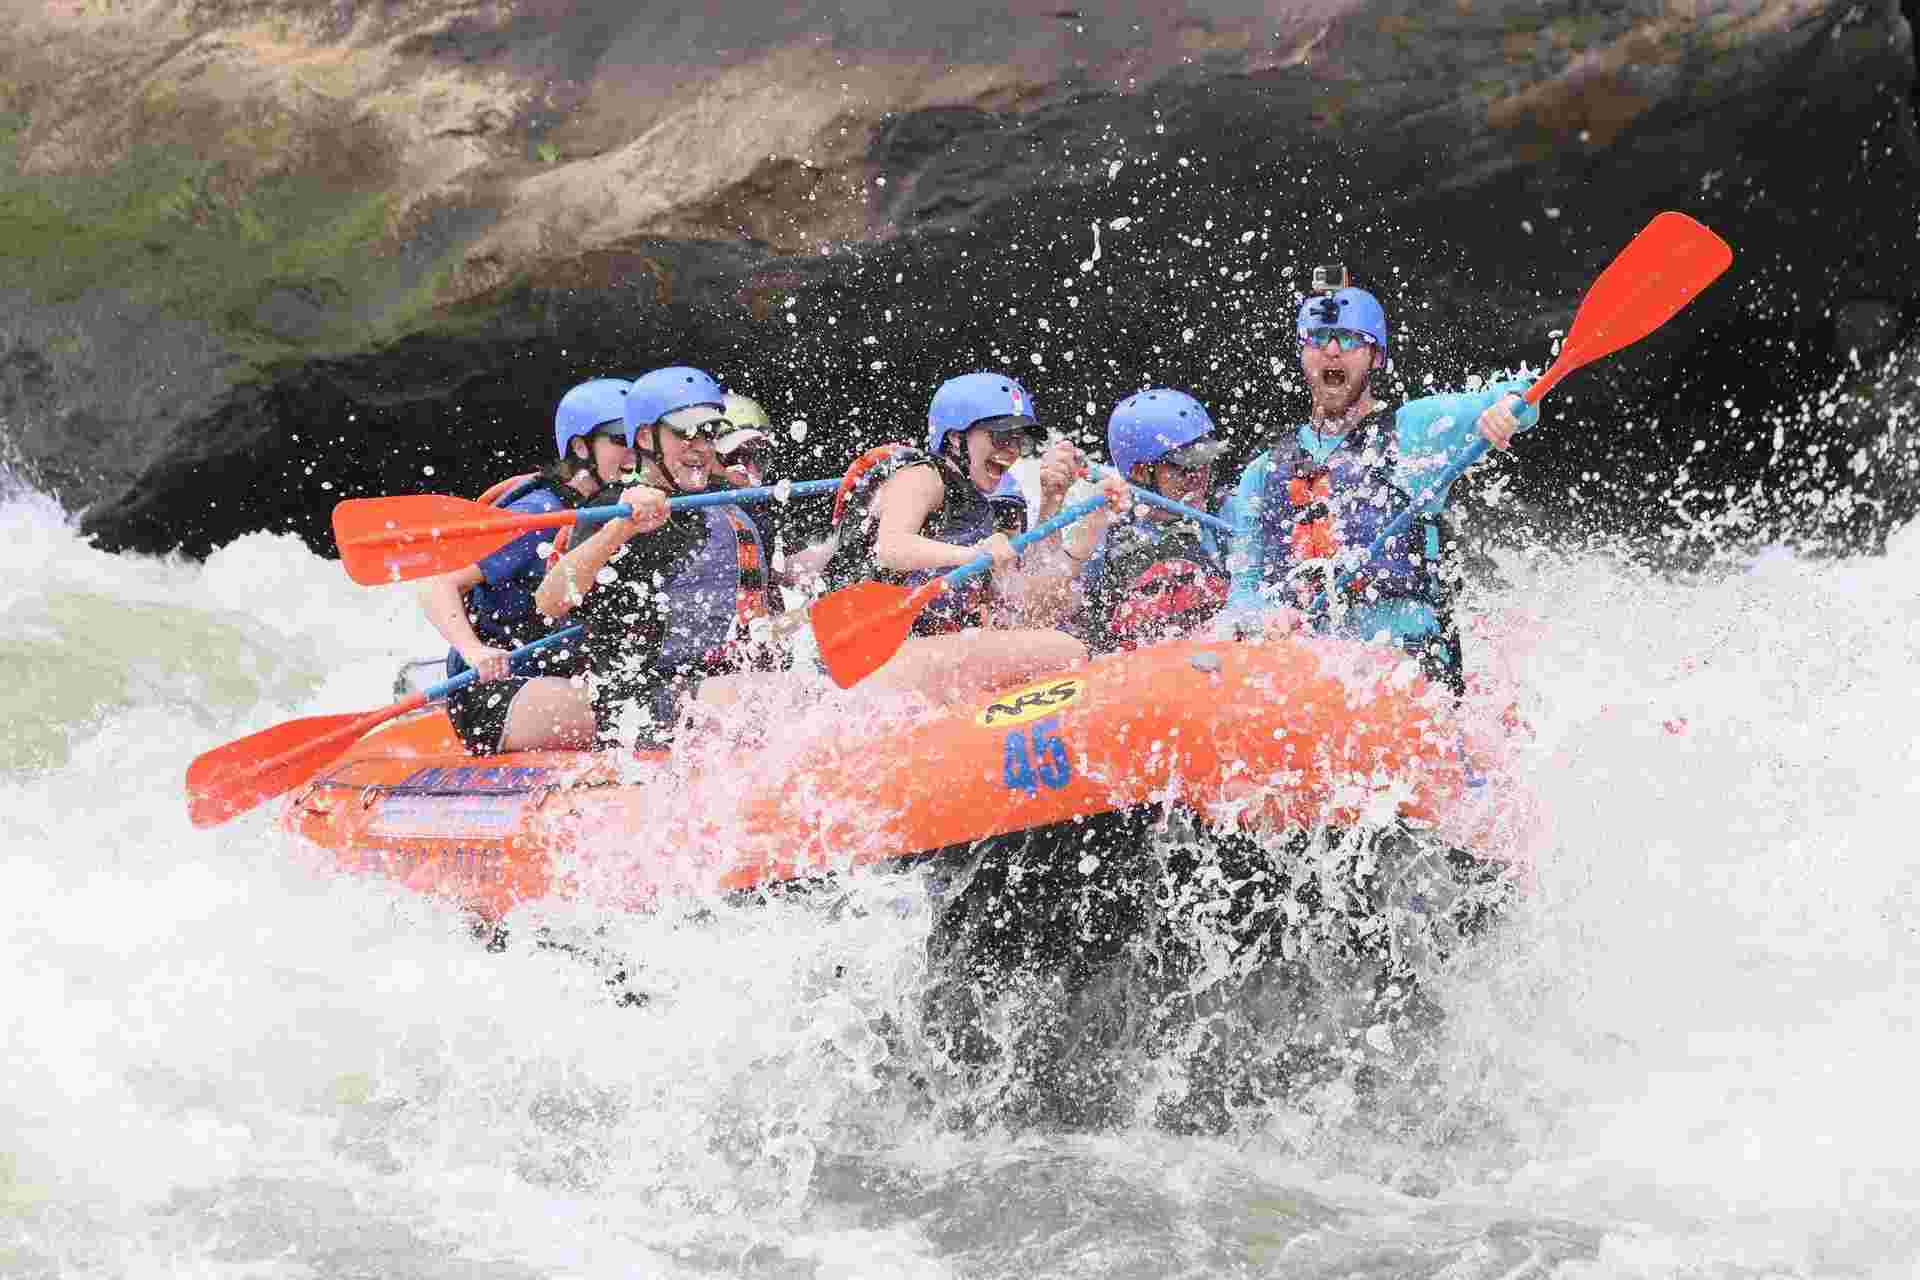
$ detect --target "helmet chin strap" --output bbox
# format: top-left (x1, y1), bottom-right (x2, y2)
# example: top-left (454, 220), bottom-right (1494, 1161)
top-left (569, 439), bottom-right (631, 503)
top-left (633, 428), bottom-right (689, 498)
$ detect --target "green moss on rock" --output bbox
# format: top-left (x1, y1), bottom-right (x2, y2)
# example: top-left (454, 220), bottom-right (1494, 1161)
top-left (0, 110), bottom-right (473, 373)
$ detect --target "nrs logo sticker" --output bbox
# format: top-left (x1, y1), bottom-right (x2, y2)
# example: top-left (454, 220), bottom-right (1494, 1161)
top-left (976, 677), bottom-right (1085, 728)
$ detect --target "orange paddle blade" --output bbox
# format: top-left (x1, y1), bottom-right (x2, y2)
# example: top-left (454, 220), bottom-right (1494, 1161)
top-left (333, 494), bottom-right (572, 586)
top-left (185, 697), bottom-right (422, 828)
top-left (1527, 211), bottom-right (1734, 404)
top-left (812, 579), bottom-right (947, 689)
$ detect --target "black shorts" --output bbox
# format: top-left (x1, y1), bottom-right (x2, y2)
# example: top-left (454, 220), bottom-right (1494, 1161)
top-left (446, 676), bottom-right (534, 756)
top-left (587, 671), bottom-right (692, 751)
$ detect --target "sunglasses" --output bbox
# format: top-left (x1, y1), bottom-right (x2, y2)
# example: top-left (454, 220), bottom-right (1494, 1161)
top-left (591, 425), bottom-right (632, 448)
top-left (1159, 441), bottom-right (1221, 471)
top-left (659, 415), bottom-right (730, 442)
top-left (1297, 327), bottom-right (1377, 353)
top-left (985, 425), bottom-right (1045, 458)
top-left (721, 445), bottom-right (769, 468)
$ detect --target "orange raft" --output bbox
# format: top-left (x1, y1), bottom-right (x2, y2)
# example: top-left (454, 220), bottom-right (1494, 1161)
top-left (282, 633), bottom-right (1518, 919)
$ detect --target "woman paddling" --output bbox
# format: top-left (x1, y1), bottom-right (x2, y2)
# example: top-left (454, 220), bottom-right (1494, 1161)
top-left (416, 378), bottom-right (631, 754)
top-left (534, 367), bottom-right (782, 750)
top-left (819, 371), bottom-right (1127, 700)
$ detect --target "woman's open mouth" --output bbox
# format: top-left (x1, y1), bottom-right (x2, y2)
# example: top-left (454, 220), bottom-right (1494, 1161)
top-left (1319, 366), bottom-right (1349, 389)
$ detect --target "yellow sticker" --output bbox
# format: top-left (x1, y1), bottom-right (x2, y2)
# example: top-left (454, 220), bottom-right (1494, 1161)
top-left (975, 676), bottom-right (1087, 728)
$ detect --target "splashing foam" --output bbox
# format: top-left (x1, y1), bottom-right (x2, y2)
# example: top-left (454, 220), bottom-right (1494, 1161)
top-left (4, 477), bottom-right (1919, 1272)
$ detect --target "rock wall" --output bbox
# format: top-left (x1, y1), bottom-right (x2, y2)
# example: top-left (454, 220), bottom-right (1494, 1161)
top-left (0, 0), bottom-right (1913, 558)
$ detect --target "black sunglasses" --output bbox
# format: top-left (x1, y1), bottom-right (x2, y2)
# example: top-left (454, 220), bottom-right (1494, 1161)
top-left (986, 425), bottom-right (1045, 458)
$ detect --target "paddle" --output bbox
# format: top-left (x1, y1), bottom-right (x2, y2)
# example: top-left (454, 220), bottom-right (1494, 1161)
top-left (812, 492), bottom-right (1116, 688)
top-left (1299, 210), bottom-right (1733, 617)
top-left (185, 625), bottom-right (586, 828)
top-left (334, 478), bottom-right (841, 586)
top-left (1100, 470), bottom-right (1235, 536)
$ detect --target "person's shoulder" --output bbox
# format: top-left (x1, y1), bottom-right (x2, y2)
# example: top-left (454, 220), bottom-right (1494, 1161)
top-left (1232, 447), bottom-right (1276, 488)
top-left (504, 484), bottom-right (569, 515)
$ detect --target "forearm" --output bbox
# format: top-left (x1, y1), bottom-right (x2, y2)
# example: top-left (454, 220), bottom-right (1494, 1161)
top-left (535, 520), bottom-right (634, 619)
top-left (996, 546), bottom-right (1080, 626)
top-left (781, 540), bottom-right (835, 585)
top-left (1225, 487), bottom-right (1266, 611)
top-left (1061, 508), bottom-right (1111, 561)
top-left (1398, 379), bottom-right (1535, 506)
top-left (872, 530), bottom-right (983, 574)
top-left (417, 576), bottom-right (485, 654)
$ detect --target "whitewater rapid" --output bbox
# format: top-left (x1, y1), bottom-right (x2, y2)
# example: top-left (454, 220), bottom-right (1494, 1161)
top-left (4, 476), bottom-right (1918, 1278)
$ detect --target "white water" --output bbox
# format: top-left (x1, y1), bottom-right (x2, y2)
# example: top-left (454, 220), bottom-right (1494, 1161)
top-left (4, 476), bottom-right (1919, 1278)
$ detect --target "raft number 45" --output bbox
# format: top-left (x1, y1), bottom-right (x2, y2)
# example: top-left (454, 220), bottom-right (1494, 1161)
top-left (1003, 717), bottom-right (1072, 795)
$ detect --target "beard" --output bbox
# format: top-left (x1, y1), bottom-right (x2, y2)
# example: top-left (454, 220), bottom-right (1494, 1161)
top-left (1307, 362), bottom-right (1370, 420)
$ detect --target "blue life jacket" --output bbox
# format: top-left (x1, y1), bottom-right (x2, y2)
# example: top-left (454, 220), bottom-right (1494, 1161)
top-left (446, 475), bottom-right (581, 679)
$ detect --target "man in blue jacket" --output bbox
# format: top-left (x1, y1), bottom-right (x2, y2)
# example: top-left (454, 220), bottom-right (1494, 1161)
top-left (1223, 284), bottom-right (1530, 693)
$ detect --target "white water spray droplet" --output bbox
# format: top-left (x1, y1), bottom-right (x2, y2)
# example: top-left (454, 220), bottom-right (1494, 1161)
top-left (1078, 855), bottom-right (1100, 875)
top-left (1079, 222), bottom-right (1102, 273)
top-left (789, 420), bottom-right (809, 443)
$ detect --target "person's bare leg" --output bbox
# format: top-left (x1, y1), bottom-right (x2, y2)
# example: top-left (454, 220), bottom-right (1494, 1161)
top-left (497, 676), bottom-right (596, 751)
top-left (857, 629), bottom-right (1087, 704)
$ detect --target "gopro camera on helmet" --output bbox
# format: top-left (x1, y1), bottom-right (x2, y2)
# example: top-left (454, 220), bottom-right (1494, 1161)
top-left (1309, 263), bottom-right (1350, 294)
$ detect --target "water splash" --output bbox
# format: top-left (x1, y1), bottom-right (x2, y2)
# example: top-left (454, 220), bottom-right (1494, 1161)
top-left (4, 481), bottom-right (1918, 1276)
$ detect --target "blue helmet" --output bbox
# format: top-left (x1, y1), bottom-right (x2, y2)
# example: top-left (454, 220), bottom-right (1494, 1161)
top-left (927, 372), bottom-right (1038, 456)
top-left (1107, 389), bottom-right (1226, 476)
top-left (553, 378), bottom-right (632, 459)
top-left (624, 366), bottom-right (726, 445)
top-left (1296, 286), bottom-right (1388, 354)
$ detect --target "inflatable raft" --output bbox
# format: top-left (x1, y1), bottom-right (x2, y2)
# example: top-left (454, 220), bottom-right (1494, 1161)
top-left (281, 632), bottom-right (1519, 920)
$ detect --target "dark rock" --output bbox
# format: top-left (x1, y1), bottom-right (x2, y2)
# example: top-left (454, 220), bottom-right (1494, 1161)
top-left (0, 1), bottom-right (1912, 557)
top-left (1834, 299), bottom-right (1903, 360)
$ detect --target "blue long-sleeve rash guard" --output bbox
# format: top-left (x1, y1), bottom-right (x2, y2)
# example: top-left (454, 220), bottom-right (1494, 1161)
top-left (1221, 381), bottom-right (1533, 644)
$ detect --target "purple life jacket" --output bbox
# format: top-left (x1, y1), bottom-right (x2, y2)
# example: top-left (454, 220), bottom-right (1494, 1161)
top-left (655, 505), bottom-right (771, 679)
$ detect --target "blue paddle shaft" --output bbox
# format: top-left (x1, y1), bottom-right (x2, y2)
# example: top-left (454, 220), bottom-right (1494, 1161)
top-left (572, 477), bottom-right (839, 526)
top-left (942, 493), bottom-right (1113, 590)
top-left (1086, 466), bottom-right (1234, 535)
top-left (424, 625), bottom-right (587, 702)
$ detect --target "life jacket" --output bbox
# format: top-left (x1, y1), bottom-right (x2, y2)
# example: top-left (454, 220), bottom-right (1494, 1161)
top-left (1109, 559), bottom-right (1230, 649)
top-left (1247, 410), bottom-right (1467, 696)
top-left (654, 503), bottom-right (777, 680)
top-left (823, 444), bottom-right (1023, 635)
top-left (474, 472), bottom-right (573, 568)
top-left (445, 472), bottom-right (586, 680)
top-left (1091, 517), bottom-right (1230, 651)
top-left (1252, 409), bottom-right (1454, 617)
